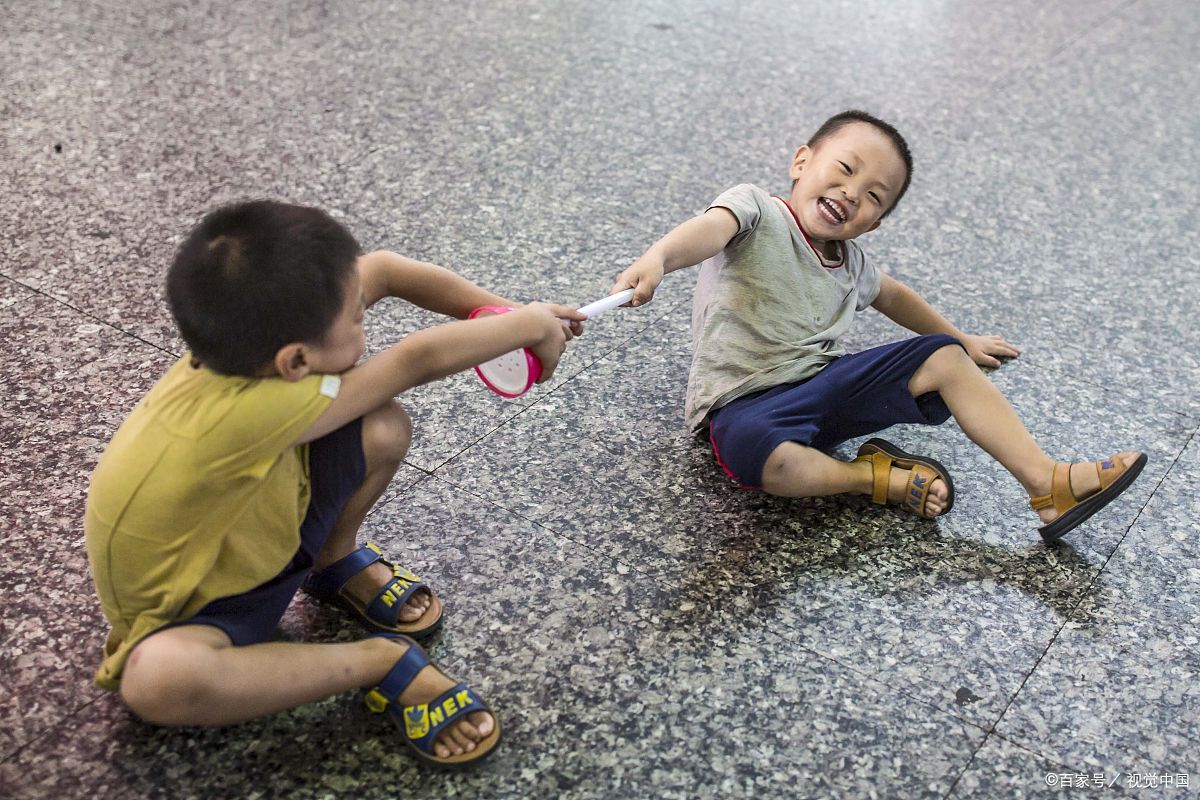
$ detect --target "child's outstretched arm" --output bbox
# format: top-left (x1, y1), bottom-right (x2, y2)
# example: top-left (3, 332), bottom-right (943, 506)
top-left (357, 251), bottom-right (519, 317)
top-left (870, 274), bottom-right (1020, 367)
top-left (296, 302), bottom-right (583, 443)
top-left (610, 208), bottom-right (739, 306)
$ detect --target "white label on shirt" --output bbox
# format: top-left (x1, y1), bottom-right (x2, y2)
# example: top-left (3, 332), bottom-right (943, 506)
top-left (319, 374), bottom-right (341, 399)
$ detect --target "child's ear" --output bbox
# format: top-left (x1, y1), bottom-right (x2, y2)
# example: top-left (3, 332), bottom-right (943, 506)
top-left (868, 219), bottom-right (882, 233)
top-left (788, 145), bottom-right (812, 181)
top-left (273, 343), bottom-right (311, 382)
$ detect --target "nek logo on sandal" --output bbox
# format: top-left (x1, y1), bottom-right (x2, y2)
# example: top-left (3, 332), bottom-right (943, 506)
top-left (405, 705), bottom-right (430, 739)
top-left (404, 691), bottom-right (477, 739)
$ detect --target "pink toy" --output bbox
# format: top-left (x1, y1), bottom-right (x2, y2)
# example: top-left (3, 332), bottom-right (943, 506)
top-left (470, 289), bottom-right (635, 398)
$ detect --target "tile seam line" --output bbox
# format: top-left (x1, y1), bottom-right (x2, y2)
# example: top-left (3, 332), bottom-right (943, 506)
top-left (422, 471), bottom-right (666, 587)
top-left (1013, 355), bottom-right (1198, 424)
top-left (422, 474), bottom-right (1001, 753)
top-left (0, 273), bottom-right (179, 360)
top-left (942, 727), bottom-right (1085, 799)
top-left (975, 427), bottom-right (1197, 757)
top-left (413, 298), bottom-right (685, 474)
top-left (416, 470), bottom-right (996, 747)
top-left (0, 694), bottom-right (106, 769)
top-left (976, 0), bottom-right (1141, 102)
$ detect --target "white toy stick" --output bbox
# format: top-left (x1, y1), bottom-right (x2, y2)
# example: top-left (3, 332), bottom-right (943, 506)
top-left (576, 289), bottom-right (634, 319)
top-left (471, 289), bottom-right (636, 399)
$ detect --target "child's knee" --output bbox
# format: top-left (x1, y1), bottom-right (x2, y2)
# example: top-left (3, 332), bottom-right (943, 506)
top-left (761, 442), bottom-right (805, 495)
top-left (120, 634), bottom-right (214, 724)
top-left (911, 344), bottom-right (972, 393)
top-left (362, 401), bottom-right (412, 468)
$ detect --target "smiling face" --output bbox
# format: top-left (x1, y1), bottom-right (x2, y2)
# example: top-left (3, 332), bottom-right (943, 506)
top-left (786, 121), bottom-right (909, 251)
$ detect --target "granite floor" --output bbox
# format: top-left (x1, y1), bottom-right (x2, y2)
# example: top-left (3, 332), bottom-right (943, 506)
top-left (2, 1), bottom-right (1198, 798)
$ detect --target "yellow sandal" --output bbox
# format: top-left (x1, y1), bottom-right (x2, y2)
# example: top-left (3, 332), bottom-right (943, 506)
top-left (1031, 452), bottom-right (1147, 542)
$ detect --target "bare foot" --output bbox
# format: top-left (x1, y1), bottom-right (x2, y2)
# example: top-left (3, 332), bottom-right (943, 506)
top-left (375, 638), bottom-right (496, 758)
top-left (887, 465), bottom-right (949, 518)
top-left (1032, 451), bottom-right (1143, 525)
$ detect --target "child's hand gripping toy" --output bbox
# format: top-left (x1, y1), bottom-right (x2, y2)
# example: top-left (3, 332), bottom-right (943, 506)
top-left (470, 289), bottom-right (635, 398)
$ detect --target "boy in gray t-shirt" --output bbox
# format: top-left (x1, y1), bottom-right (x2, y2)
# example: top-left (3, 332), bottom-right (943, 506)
top-left (611, 110), bottom-right (1145, 542)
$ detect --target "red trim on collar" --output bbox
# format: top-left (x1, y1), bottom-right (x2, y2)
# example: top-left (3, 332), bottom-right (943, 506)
top-left (772, 195), bottom-right (845, 269)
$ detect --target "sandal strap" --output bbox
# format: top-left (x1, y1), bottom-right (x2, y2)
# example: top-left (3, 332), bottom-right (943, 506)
top-left (399, 683), bottom-right (488, 752)
top-left (364, 634), bottom-right (429, 714)
top-left (853, 451), bottom-right (892, 505)
top-left (303, 542), bottom-right (386, 598)
top-left (1051, 462), bottom-right (1076, 513)
top-left (1029, 493), bottom-right (1054, 511)
top-left (904, 465), bottom-right (936, 515)
top-left (1029, 463), bottom-right (1079, 514)
top-left (1097, 454), bottom-right (1127, 491)
top-left (363, 634), bottom-right (489, 755)
top-left (365, 564), bottom-right (428, 624)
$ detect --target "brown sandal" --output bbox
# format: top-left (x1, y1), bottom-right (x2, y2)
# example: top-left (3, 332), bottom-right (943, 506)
top-left (1031, 453), bottom-right (1147, 542)
top-left (853, 438), bottom-right (955, 518)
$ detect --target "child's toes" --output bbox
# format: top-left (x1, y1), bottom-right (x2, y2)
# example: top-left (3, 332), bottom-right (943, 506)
top-left (469, 711), bottom-right (495, 738)
top-left (397, 592), bottom-right (431, 622)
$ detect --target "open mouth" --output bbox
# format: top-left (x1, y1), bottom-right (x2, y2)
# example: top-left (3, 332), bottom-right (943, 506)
top-left (817, 197), bottom-right (847, 225)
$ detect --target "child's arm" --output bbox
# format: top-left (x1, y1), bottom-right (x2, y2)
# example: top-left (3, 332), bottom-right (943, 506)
top-left (610, 208), bottom-right (740, 306)
top-left (357, 251), bottom-right (519, 317)
top-left (870, 274), bottom-right (1020, 367)
top-left (295, 302), bottom-right (582, 443)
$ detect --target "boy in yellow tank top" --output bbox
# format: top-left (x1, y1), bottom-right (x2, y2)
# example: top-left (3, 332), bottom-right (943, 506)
top-left (85, 200), bottom-right (583, 767)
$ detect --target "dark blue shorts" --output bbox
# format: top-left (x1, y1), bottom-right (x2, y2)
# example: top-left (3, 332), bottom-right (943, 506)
top-left (708, 335), bottom-right (963, 488)
top-left (165, 417), bottom-right (367, 645)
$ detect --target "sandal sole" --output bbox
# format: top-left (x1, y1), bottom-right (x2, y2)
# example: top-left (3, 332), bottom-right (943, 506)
top-left (312, 590), bottom-right (445, 640)
top-left (1038, 452), bottom-right (1148, 543)
top-left (378, 636), bottom-right (503, 770)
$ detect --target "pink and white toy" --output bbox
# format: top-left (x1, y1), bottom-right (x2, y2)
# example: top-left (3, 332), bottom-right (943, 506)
top-left (470, 289), bottom-right (635, 399)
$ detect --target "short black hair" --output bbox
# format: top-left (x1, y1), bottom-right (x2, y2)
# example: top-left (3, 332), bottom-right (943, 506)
top-left (167, 200), bottom-right (360, 376)
top-left (807, 110), bottom-right (913, 218)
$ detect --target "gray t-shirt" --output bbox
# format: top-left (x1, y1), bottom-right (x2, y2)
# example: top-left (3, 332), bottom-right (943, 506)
top-left (685, 183), bottom-right (882, 432)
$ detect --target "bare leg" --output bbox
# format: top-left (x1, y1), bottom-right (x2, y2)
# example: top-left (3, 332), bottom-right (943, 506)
top-left (312, 401), bottom-right (429, 621)
top-left (908, 344), bottom-right (1142, 522)
top-left (120, 625), bottom-right (493, 757)
top-left (761, 440), bottom-right (951, 517)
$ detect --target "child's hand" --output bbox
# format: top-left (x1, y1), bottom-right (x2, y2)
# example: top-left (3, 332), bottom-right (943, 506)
top-left (518, 302), bottom-right (586, 382)
top-left (611, 256), bottom-right (665, 307)
top-left (961, 334), bottom-right (1021, 368)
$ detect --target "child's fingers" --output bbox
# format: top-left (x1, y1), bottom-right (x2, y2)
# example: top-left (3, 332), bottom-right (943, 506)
top-left (536, 351), bottom-right (561, 382)
top-left (544, 303), bottom-right (586, 321)
top-left (611, 273), bottom-right (646, 306)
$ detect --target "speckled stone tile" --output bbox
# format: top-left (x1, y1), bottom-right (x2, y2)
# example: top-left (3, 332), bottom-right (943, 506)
top-left (949, 734), bottom-right (1177, 799)
top-left (2, 475), bottom-right (988, 799)
top-left (994, 435), bottom-right (1200, 773)
top-left (5, 0), bottom-right (1199, 796)
top-left (0, 276), bottom-right (425, 759)
top-left (0, 278), bottom-right (174, 759)
top-left (850, 0), bottom-right (1200, 417)
top-left (435, 303), bottom-right (1193, 731)
top-left (357, 250), bottom-right (687, 474)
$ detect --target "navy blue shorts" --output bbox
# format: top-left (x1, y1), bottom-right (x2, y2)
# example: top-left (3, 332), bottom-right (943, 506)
top-left (708, 335), bottom-right (963, 488)
top-left (165, 417), bottom-right (367, 645)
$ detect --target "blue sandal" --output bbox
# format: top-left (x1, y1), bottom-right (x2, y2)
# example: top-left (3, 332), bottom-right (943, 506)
top-left (302, 543), bottom-right (443, 638)
top-left (364, 634), bottom-right (502, 768)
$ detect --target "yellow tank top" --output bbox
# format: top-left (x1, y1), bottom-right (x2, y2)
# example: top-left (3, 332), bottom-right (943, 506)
top-left (84, 356), bottom-right (338, 689)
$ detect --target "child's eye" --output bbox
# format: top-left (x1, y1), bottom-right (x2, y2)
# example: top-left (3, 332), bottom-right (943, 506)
top-left (839, 161), bottom-right (851, 174)
top-left (868, 192), bottom-right (881, 204)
